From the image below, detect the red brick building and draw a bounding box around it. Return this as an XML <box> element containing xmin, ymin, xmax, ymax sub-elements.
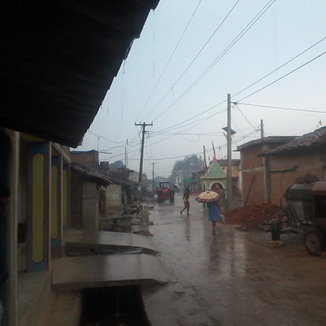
<box><xmin>237</xmin><ymin>136</ymin><xmax>295</xmax><ymax>206</ymax></box>
<box><xmin>260</xmin><ymin>127</ymin><xmax>326</xmax><ymax>205</ymax></box>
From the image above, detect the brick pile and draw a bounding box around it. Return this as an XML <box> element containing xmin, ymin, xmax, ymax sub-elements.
<box><xmin>224</xmin><ymin>203</ymin><xmax>282</xmax><ymax>231</ymax></box>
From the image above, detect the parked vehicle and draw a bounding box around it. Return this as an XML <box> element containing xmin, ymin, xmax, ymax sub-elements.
<box><xmin>157</xmin><ymin>182</ymin><xmax>175</xmax><ymax>203</ymax></box>
<box><xmin>282</xmin><ymin>174</ymin><xmax>326</xmax><ymax>256</ymax></box>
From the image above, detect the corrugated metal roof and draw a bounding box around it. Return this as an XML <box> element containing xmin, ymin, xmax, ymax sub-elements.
<box><xmin>71</xmin><ymin>162</ymin><xmax>113</xmax><ymax>186</ymax></box>
<box><xmin>261</xmin><ymin>127</ymin><xmax>326</xmax><ymax>156</ymax></box>
<box><xmin>237</xmin><ymin>136</ymin><xmax>296</xmax><ymax>151</ymax></box>
<box><xmin>71</xmin><ymin>162</ymin><xmax>137</xmax><ymax>188</ymax></box>
<box><xmin>0</xmin><ymin>0</ymin><xmax>159</xmax><ymax>147</ymax></box>
<box><xmin>105</xmin><ymin>172</ymin><xmax>137</xmax><ymax>188</ymax></box>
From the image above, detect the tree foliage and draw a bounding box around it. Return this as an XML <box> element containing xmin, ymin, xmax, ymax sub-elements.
<box><xmin>169</xmin><ymin>154</ymin><xmax>203</xmax><ymax>181</ymax></box>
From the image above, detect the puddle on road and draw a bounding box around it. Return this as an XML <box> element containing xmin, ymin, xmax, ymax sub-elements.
<box><xmin>80</xmin><ymin>285</ymin><xmax>151</xmax><ymax>326</ymax></box>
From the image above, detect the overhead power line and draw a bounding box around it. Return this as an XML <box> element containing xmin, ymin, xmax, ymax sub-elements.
<box><xmin>152</xmin><ymin>131</ymin><xmax>223</xmax><ymax>136</ymax></box>
<box><xmin>150</xmin><ymin>0</ymin><xmax>275</xmax><ymax>122</ymax></box>
<box><xmin>128</xmin><ymin>154</ymin><xmax>201</xmax><ymax>161</ymax></box>
<box><xmin>234</xmin><ymin>103</ymin><xmax>257</xmax><ymax>130</ymax></box>
<box><xmin>143</xmin><ymin>111</ymin><xmax>227</xmax><ymax>150</ymax></box>
<box><xmin>141</xmin><ymin>0</ymin><xmax>241</xmax><ymax>121</ymax></box>
<box><xmin>236</xmin><ymin>51</ymin><xmax>326</xmax><ymax>102</ymax></box>
<box><xmin>233</xmin><ymin>36</ymin><xmax>326</xmax><ymax>98</ymax></box>
<box><xmin>89</xmin><ymin>0</ymin><xmax>279</xmax><ymax>147</ymax></box>
<box><xmin>89</xmin><ymin>6</ymin><xmax>324</xmax><ymax>166</ymax></box>
<box><xmin>237</xmin><ymin>102</ymin><xmax>326</xmax><ymax>114</ymax></box>
<box><xmin>92</xmin><ymin>44</ymin><xmax>325</xmax><ymax>160</ymax></box>
<box><xmin>137</xmin><ymin>0</ymin><xmax>203</xmax><ymax>120</ymax></box>
<box><xmin>154</xmin><ymin>101</ymin><xmax>227</xmax><ymax>135</ymax></box>
<box><xmin>150</xmin><ymin>36</ymin><xmax>326</xmax><ymax>136</ymax></box>
<box><xmin>108</xmin><ymin>125</ymin><xmax>259</xmax><ymax>164</ymax></box>
<box><xmin>87</xmin><ymin>130</ymin><xmax>125</xmax><ymax>144</ymax></box>
<box><xmin>127</xmin><ymin>128</ymin><xmax>259</xmax><ymax>163</ymax></box>
<box><xmin>169</xmin><ymin>0</ymin><xmax>241</xmax><ymax>90</ymax></box>
<box><xmin>154</xmin><ymin>107</ymin><xmax>226</xmax><ymax>136</ymax></box>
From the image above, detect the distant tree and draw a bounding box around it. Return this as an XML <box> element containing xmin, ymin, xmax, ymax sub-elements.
<box><xmin>170</xmin><ymin>154</ymin><xmax>203</xmax><ymax>182</ymax></box>
<box><xmin>109</xmin><ymin>160</ymin><xmax>125</xmax><ymax>169</ymax></box>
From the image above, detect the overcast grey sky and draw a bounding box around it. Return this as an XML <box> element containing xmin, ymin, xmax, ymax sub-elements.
<box><xmin>77</xmin><ymin>0</ymin><xmax>326</xmax><ymax>177</ymax></box>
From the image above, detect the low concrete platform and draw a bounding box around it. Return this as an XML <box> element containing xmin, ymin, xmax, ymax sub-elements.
<box><xmin>52</xmin><ymin>254</ymin><xmax>170</xmax><ymax>291</ymax></box>
<box><xmin>64</xmin><ymin>229</ymin><xmax>159</xmax><ymax>255</ymax></box>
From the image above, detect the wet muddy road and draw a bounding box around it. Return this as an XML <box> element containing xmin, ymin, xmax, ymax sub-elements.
<box><xmin>141</xmin><ymin>194</ymin><xmax>326</xmax><ymax>326</ymax></box>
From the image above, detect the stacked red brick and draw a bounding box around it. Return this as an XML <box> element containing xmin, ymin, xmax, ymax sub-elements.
<box><xmin>225</xmin><ymin>203</ymin><xmax>281</xmax><ymax>230</ymax></box>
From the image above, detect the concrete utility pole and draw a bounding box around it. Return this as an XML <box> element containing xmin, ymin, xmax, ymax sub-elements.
<box><xmin>195</xmin><ymin>157</ymin><xmax>199</xmax><ymax>191</ymax></box>
<box><xmin>124</xmin><ymin>139</ymin><xmax>128</xmax><ymax>168</ymax></box>
<box><xmin>227</xmin><ymin>94</ymin><xmax>232</xmax><ymax>210</ymax></box>
<box><xmin>260</xmin><ymin>119</ymin><xmax>264</xmax><ymax>139</ymax></box>
<box><xmin>135</xmin><ymin>122</ymin><xmax>153</xmax><ymax>193</ymax></box>
<box><xmin>151</xmin><ymin>162</ymin><xmax>156</xmax><ymax>193</ymax></box>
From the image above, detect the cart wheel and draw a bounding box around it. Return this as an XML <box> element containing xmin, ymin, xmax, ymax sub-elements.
<box><xmin>270</xmin><ymin>218</ymin><xmax>281</xmax><ymax>240</ymax></box>
<box><xmin>304</xmin><ymin>227</ymin><xmax>325</xmax><ymax>256</ymax></box>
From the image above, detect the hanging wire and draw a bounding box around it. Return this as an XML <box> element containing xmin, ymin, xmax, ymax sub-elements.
<box><xmin>234</xmin><ymin>103</ymin><xmax>257</xmax><ymax>130</ymax></box>
<box><xmin>236</xmin><ymin>102</ymin><xmax>326</xmax><ymax>114</ymax></box>
<box><xmin>236</xmin><ymin>51</ymin><xmax>326</xmax><ymax>102</ymax></box>
<box><xmin>137</xmin><ymin>0</ymin><xmax>203</xmax><ymax>120</ymax></box>
<box><xmin>150</xmin><ymin>0</ymin><xmax>276</xmax><ymax>122</ymax></box>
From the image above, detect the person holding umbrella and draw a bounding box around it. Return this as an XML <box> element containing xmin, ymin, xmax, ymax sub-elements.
<box><xmin>207</xmin><ymin>201</ymin><xmax>219</xmax><ymax>235</ymax></box>
<box><xmin>196</xmin><ymin>190</ymin><xmax>221</xmax><ymax>235</ymax></box>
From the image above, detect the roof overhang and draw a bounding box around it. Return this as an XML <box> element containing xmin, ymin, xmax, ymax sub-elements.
<box><xmin>0</xmin><ymin>0</ymin><xmax>159</xmax><ymax>147</ymax></box>
<box><xmin>71</xmin><ymin>162</ymin><xmax>113</xmax><ymax>186</ymax></box>
<box><xmin>237</xmin><ymin>136</ymin><xmax>297</xmax><ymax>152</ymax></box>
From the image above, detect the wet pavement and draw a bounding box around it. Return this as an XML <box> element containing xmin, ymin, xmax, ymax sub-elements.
<box><xmin>141</xmin><ymin>194</ymin><xmax>326</xmax><ymax>326</ymax></box>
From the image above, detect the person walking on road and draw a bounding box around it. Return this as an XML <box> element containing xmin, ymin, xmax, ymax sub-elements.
<box><xmin>180</xmin><ymin>187</ymin><xmax>190</xmax><ymax>216</ymax></box>
<box><xmin>207</xmin><ymin>200</ymin><xmax>219</xmax><ymax>235</ymax></box>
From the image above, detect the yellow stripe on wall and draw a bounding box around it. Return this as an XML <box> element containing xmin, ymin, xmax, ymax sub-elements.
<box><xmin>32</xmin><ymin>154</ymin><xmax>44</xmax><ymax>263</ymax></box>
<box><xmin>51</xmin><ymin>166</ymin><xmax>58</xmax><ymax>239</ymax></box>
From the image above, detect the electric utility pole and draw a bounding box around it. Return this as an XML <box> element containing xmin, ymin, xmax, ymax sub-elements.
<box><xmin>151</xmin><ymin>162</ymin><xmax>156</xmax><ymax>193</ymax></box>
<box><xmin>124</xmin><ymin>139</ymin><xmax>129</xmax><ymax>168</ymax></box>
<box><xmin>227</xmin><ymin>94</ymin><xmax>232</xmax><ymax>210</ymax></box>
<box><xmin>135</xmin><ymin>122</ymin><xmax>153</xmax><ymax>192</ymax></box>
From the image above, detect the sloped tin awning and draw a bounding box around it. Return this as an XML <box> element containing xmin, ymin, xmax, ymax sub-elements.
<box><xmin>64</xmin><ymin>229</ymin><xmax>160</xmax><ymax>255</ymax></box>
<box><xmin>71</xmin><ymin>162</ymin><xmax>113</xmax><ymax>186</ymax></box>
<box><xmin>53</xmin><ymin>230</ymin><xmax>169</xmax><ymax>291</ymax></box>
<box><xmin>0</xmin><ymin>0</ymin><xmax>159</xmax><ymax>147</ymax></box>
<box><xmin>52</xmin><ymin>254</ymin><xmax>170</xmax><ymax>291</ymax></box>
